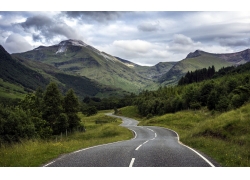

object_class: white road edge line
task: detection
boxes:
[155,133,157,138]
[129,158,135,167]
[157,126,216,167]
[43,161,55,167]
[128,128,137,140]
[43,128,137,167]
[179,142,215,167]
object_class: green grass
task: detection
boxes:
[115,106,143,120]
[0,110,133,167]
[118,105,250,166]
[0,78,26,99]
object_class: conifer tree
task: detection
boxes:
[63,89,80,131]
[42,82,63,133]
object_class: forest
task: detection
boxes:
[134,62,250,117]
[0,82,84,144]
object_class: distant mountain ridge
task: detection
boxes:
[160,48,250,85]
[9,39,250,90]
[186,49,250,64]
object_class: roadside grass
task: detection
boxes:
[118,105,250,167]
[115,106,143,120]
[0,110,133,167]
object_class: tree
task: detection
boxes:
[207,89,218,110]
[63,89,81,131]
[42,82,63,134]
[83,106,97,116]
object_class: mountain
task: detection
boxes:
[13,39,158,93]
[115,56,177,81]
[0,45,49,92]
[0,45,128,100]
[159,49,250,86]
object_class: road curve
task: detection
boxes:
[44,113,219,167]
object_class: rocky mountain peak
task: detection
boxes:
[58,39,88,47]
[186,50,202,59]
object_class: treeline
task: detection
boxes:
[134,65,250,117]
[178,66,215,85]
[179,62,250,86]
[0,82,83,144]
[81,93,136,116]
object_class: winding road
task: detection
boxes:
[44,113,219,167]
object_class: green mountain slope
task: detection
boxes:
[0,45,128,100]
[13,39,158,93]
[159,49,250,86]
[0,45,49,92]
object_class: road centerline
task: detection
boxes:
[135,144,142,150]
[129,158,135,167]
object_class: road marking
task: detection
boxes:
[43,161,55,167]
[135,144,142,150]
[143,140,149,145]
[128,128,137,140]
[147,128,154,132]
[155,133,157,138]
[129,158,135,167]
[158,126,216,167]
[179,142,215,167]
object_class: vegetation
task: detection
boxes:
[0,82,84,144]
[0,111,133,166]
[134,64,250,116]
[178,66,215,85]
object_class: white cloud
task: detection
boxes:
[113,39,153,53]
[4,33,32,53]
[166,34,202,53]
[1,11,250,65]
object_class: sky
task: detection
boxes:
[1,1,250,66]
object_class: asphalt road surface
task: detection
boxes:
[44,113,219,167]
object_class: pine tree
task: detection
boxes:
[63,89,80,131]
[42,82,63,133]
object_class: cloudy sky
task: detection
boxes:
[1,2,250,66]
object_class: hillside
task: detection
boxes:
[0,45,49,93]
[0,45,128,101]
[13,39,158,93]
[159,49,250,86]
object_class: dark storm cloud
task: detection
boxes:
[63,11,125,22]
[218,38,250,47]
[182,22,250,43]
[20,15,53,29]
[19,15,83,43]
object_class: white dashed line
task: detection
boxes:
[147,128,154,132]
[135,144,142,150]
[129,158,135,167]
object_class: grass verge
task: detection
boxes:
[0,110,133,167]
[118,105,250,167]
